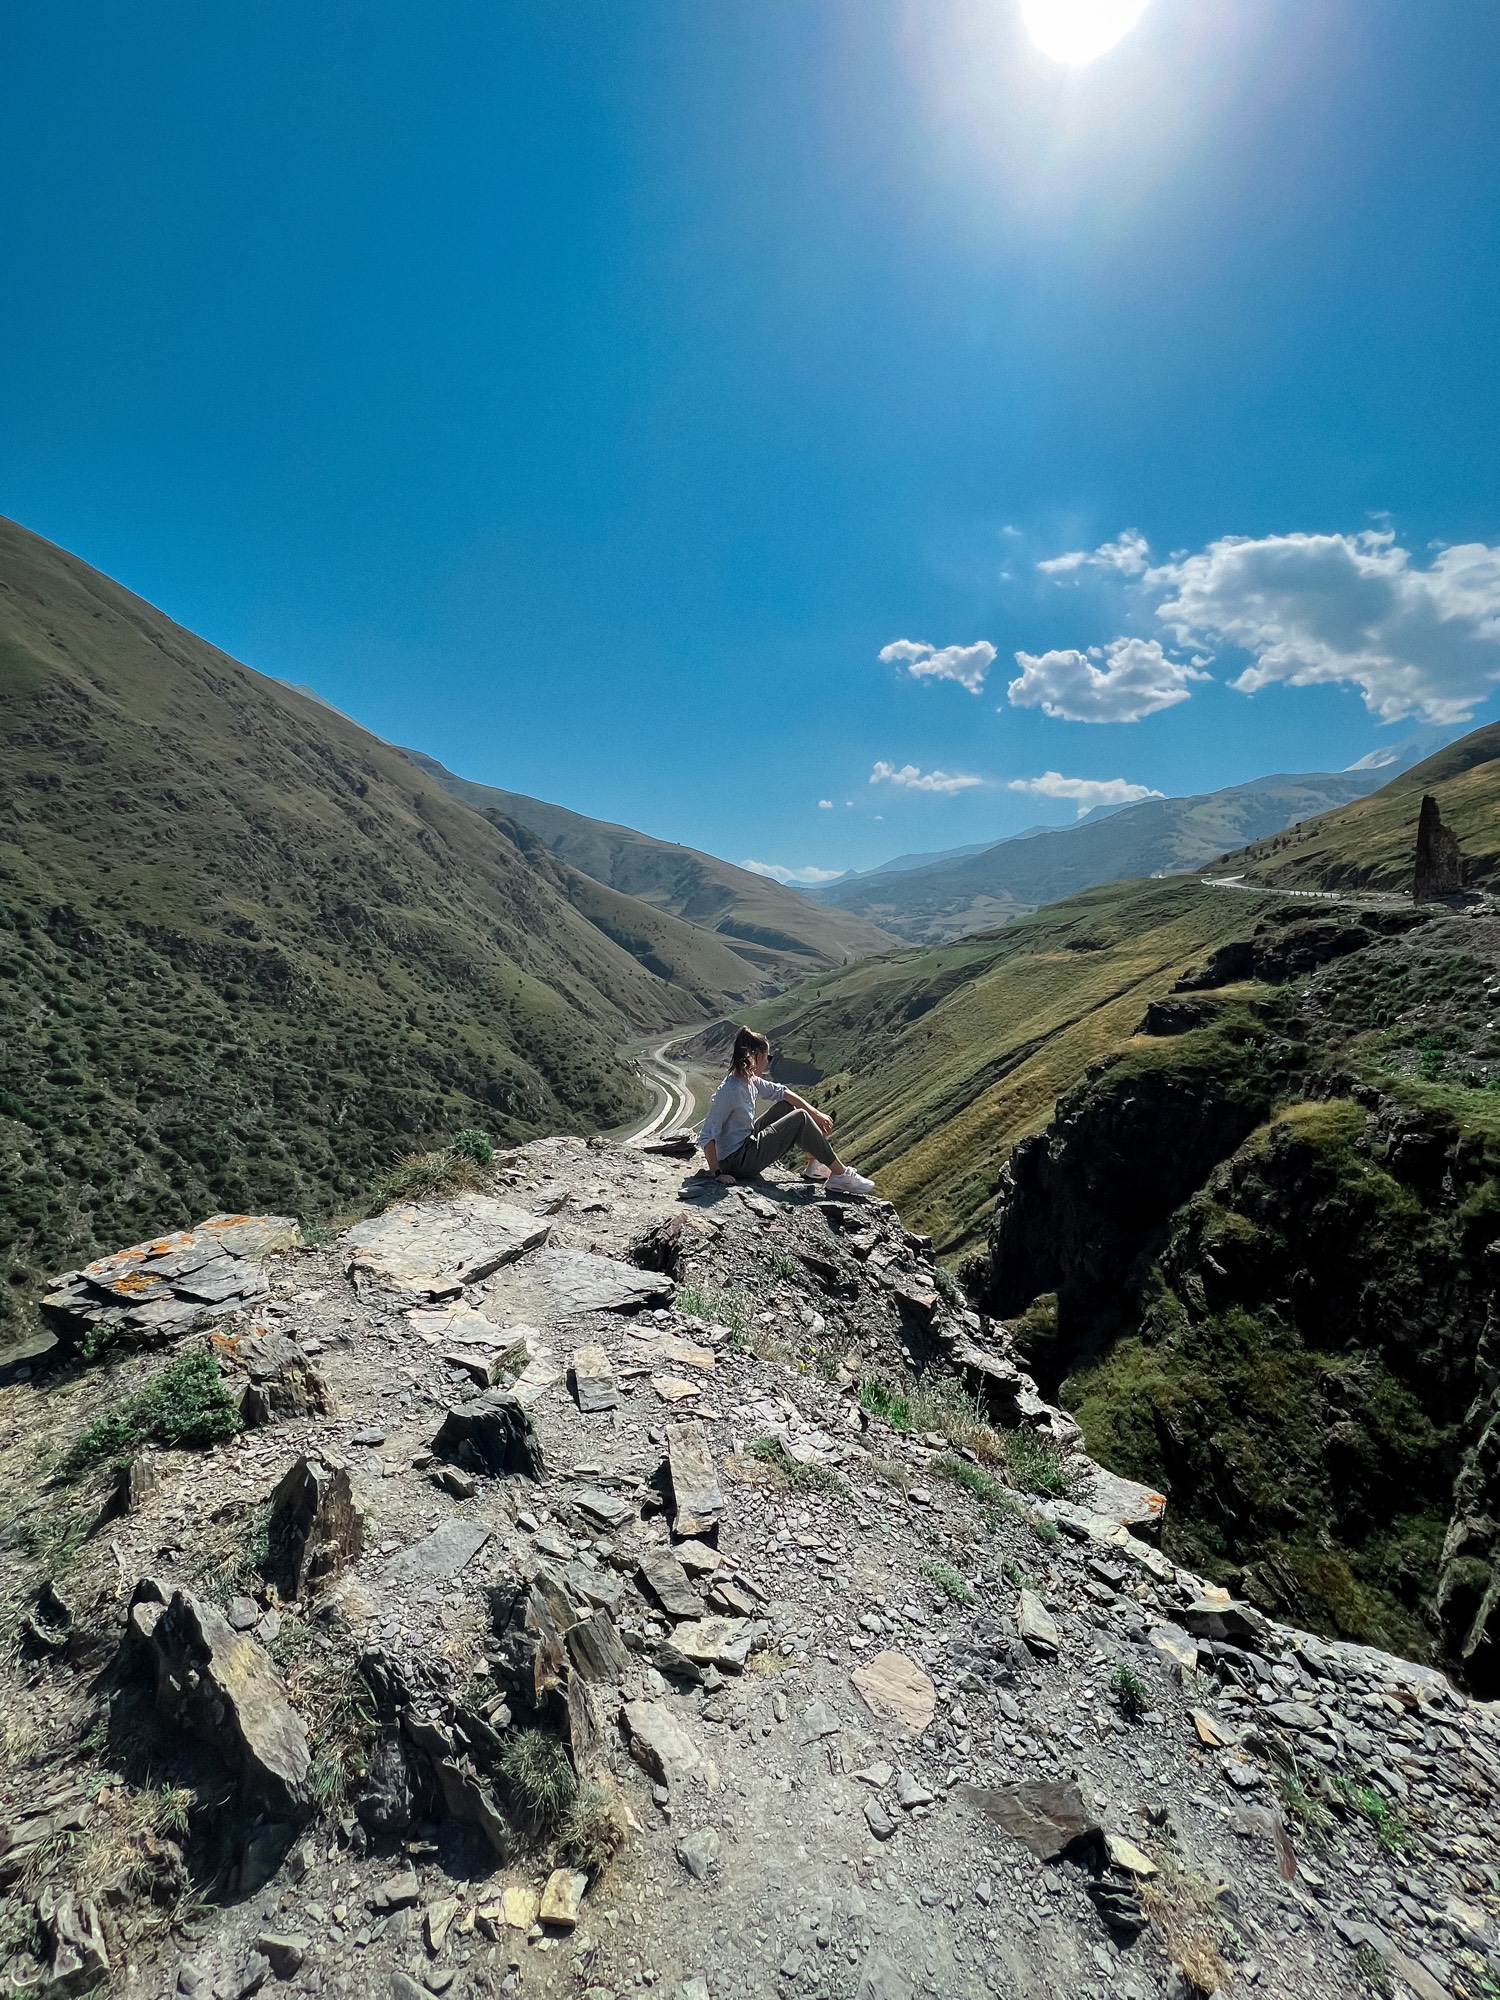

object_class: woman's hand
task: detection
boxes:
[716,1172,738,1185]
[811,1109,835,1137]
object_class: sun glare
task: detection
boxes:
[1020,0,1153,66]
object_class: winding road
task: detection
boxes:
[619,1036,697,1148]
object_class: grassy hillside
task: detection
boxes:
[811,770,1388,944]
[405,750,896,976]
[737,877,1274,1257]
[1226,722,1500,893]
[0,517,730,1344]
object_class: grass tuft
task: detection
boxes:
[498,1729,576,1838]
[749,1435,847,1495]
[559,1780,629,1880]
[370,1145,491,1210]
[1002,1429,1075,1499]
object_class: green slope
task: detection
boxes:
[812,770,1393,944]
[738,877,1275,1257]
[0,517,722,1339]
[1224,722,1500,893]
[404,750,897,977]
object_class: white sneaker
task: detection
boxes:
[802,1161,833,1182]
[826,1168,874,1196]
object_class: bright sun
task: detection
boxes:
[1019,0,1153,65]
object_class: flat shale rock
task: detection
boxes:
[851,1650,936,1735]
[531,1247,676,1313]
[957,1778,1100,1859]
[1076,1462,1167,1536]
[344,1198,550,1297]
[570,1343,618,1413]
[622,1700,704,1788]
[41,1214,299,1353]
[665,1420,723,1538]
[129,1583,311,1816]
[669,1615,752,1672]
[381,1518,492,1588]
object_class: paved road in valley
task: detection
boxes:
[619,1038,696,1148]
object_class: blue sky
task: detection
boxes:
[4,0,1500,880]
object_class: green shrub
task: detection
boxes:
[919,1560,974,1606]
[57,1350,241,1480]
[931,1454,1003,1504]
[451,1127,494,1166]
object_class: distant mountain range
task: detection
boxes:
[808,763,1431,943]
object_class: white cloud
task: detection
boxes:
[740,860,845,885]
[817,798,834,809]
[1007,637,1208,723]
[869,760,985,795]
[1037,530,1152,579]
[1007,771,1164,818]
[1148,530,1500,724]
[879,637,997,694]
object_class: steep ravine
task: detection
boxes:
[970,905,1500,1697]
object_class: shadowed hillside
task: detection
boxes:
[405,749,897,977]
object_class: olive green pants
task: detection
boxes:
[720,1100,838,1176]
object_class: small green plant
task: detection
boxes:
[1336,1775,1412,1854]
[57,1350,241,1481]
[769,1251,800,1282]
[1029,1513,1061,1547]
[451,1126,494,1166]
[1003,1429,1074,1500]
[675,1282,752,1338]
[933,1265,964,1309]
[919,1560,974,1606]
[1109,1663,1151,1721]
[1002,1556,1035,1591]
[1275,1771,1335,1851]
[858,1378,914,1431]
[931,1454,1003,1503]
[559,1780,629,1879]
[298,1217,340,1249]
[1354,1940,1395,1998]
[499,1729,577,1838]
[749,1435,847,1495]
[1416,1035,1447,1083]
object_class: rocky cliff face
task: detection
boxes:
[973,905,1500,1697]
[5,1139,1499,2000]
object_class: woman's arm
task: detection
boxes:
[783,1088,834,1136]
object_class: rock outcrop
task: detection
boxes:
[1414,791,1465,902]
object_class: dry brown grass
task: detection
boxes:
[1139,1863,1233,1995]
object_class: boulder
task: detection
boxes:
[629,1213,693,1276]
[129,1582,311,1816]
[1077,1465,1166,1539]
[213,1329,329,1426]
[570,1344,618,1414]
[431,1392,546,1480]
[851,1650,936,1735]
[35,1888,110,1996]
[344,1198,550,1297]
[1016,1590,1060,1655]
[41,1215,299,1354]
[263,1456,365,1599]
[637,1552,702,1622]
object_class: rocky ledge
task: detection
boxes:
[0,1136,1495,2000]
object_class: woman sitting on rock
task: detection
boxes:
[698,1027,875,1195]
